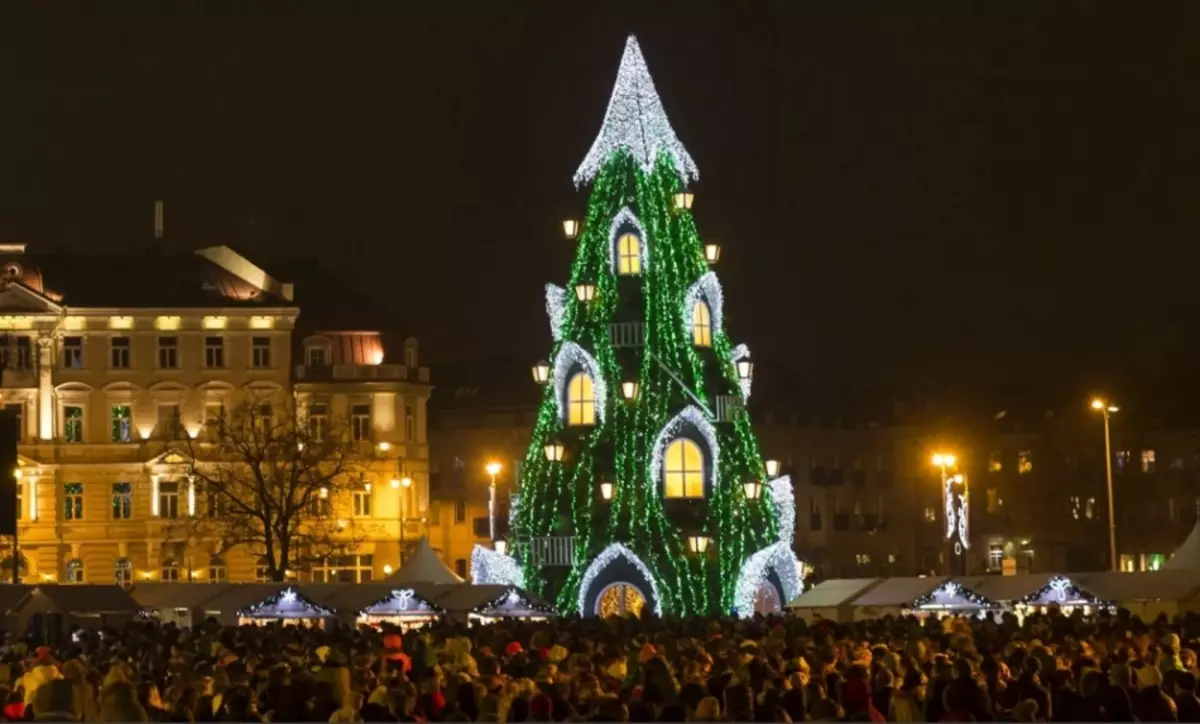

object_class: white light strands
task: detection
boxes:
[683,272,725,339]
[573,35,699,187]
[730,344,753,398]
[577,543,664,617]
[944,473,969,552]
[649,406,719,499]
[733,542,804,619]
[767,476,795,546]
[552,342,608,424]
[607,207,649,273]
[545,284,568,341]
[470,544,525,587]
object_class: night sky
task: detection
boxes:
[2,2,1199,412]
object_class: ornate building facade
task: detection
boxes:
[0,243,431,585]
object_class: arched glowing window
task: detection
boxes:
[692,300,712,347]
[66,559,84,584]
[617,233,642,275]
[567,373,596,426]
[664,438,704,498]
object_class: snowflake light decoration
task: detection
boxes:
[648,406,719,498]
[911,581,994,610]
[730,344,752,398]
[577,543,664,617]
[545,284,568,341]
[682,272,724,340]
[767,475,794,546]
[733,542,804,618]
[470,544,525,588]
[552,342,608,424]
[237,587,333,618]
[606,206,650,273]
[574,35,699,187]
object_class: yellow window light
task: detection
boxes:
[155,315,182,331]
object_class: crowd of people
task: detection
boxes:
[1,607,1199,722]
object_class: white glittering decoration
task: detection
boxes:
[577,543,663,617]
[730,344,752,398]
[545,284,568,341]
[574,36,699,187]
[607,206,649,273]
[552,342,608,425]
[649,406,719,498]
[767,476,794,546]
[470,544,525,588]
[682,272,724,340]
[733,542,804,619]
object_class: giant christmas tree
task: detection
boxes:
[472,36,803,618]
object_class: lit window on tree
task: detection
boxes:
[567,373,596,426]
[617,233,642,275]
[692,301,712,346]
[664,438,704,498]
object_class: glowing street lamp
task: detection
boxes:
[562,219,580,239]
[704,243,721,263]
[531,360,550,385]
[743,480,762,501]
[1091,397,1119,571]
[599,481,614,501]
[621,380,638,401]
[575,282,596,303]
[544,441,565,462]
[485,461,502,541]
[764,459,780,478]
[673,191,695,211]
[736,358,754,382]
[687,534,710,554]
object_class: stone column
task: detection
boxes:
[36,336,53,441]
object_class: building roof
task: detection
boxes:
[786,578,882,609]
[130,583,234,611]
[31,585,141,614]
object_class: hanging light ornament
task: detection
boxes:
[562,220,580,239]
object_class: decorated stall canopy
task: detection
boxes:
[359,586,444,628]
[848,577,992,619]
[236,586,335,626]
[436,584,556,623]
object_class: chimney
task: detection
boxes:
[153,200,164,241]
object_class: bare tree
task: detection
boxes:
[175,396,370,581]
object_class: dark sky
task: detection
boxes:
[1,2,1199,409]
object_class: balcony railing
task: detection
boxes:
[529,536,575,567]
[294,364,429,382]
[609,322,644,348]
[715,395,741,422]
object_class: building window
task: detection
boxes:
[923,507,937,523]
[161,560,180,582]
[208,557,227,583]
[405,404,415,441]
[663,438,704,499]
[114,559,132,589]
[66,559,84,584]
[988,545,1004,570]
[1069,495,1081,520]
[1119,554,1137,573]
[13,338,29,369]
[306,346,327,367]
[15,482,21,521]
[455,559,468,578]
[567,372,597,426]
[454,499,467,524]
[64,483,83,520]
[251,337,271,368]
[1172,457,1186,471]
[63,406,83,443]
[350,404,371,442]
[159,481,180,519]
[205,403,226,439]
[309,403,328,442]
[1018,451,1033,475]
[110,405,132,443]
[855,553,871,566]
[1142,449,1157,473]
[62,337,83,369]
[988,452,1002,473]
[1116,449,1130,473]
[204,336,225,368]
[255,562,270,583]
[1086,497,1096,520]
[353,489,372,517]
[809,499,822,530]
[112,483,132,520]
[157,336,178,369]
[692,300,712,347]
[253,404,273,437]
[110,337,130,369]
[986,488,1001,514]
[617,233,642,275]
[157,404,182,439]
[312,555,373,583]
[205,484,226,519]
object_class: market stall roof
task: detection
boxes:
[434,584,554,617]
[295,583,352,608]
[850,577,949,608]
[131,583,234,611]
[358,585,445,616]
[972,574,1104,605]
[236,586,335,618]
[31,585,140,614]
[200,584,289,617]
[786,578,881,609]
[1164,520,1200,569]
[386,538,464,585]
[0,585,32,614]
[1081,570,1200,602]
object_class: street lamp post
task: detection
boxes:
[1091,398,1120,571]
[485,461,502,542]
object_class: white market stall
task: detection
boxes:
[1081,570,1200,620]
[386,538,464,585]
[236,585,336,627]
[786,578,882,623]
[131,583,234,628]
[850,576,993,620]
[435,584,555,624]
[1163,520,1200,570]
[19,585,142,635]
[973,573,1111,617]
[354,584,444,629]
